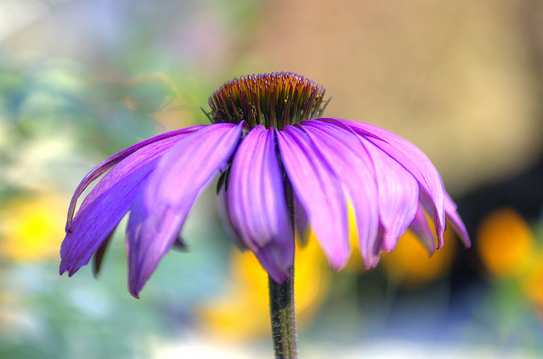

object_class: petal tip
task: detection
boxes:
[269,270,292,285]
[328,255,349,271]
[362,254,381,270]
[128,278,143,299]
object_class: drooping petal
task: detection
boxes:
[125,123,243,296]
[255,241,294,284]
[294,194,309,246]
[277,125,350,269]
[444,193,471,247]
[125,193,186,298]
[145,122,243,219]
[340,119,447,242]
[225,125,294,283]
[300,120,381,268]
[60,133,189,276]
[408,204,437,255]
[356,134,419,252]
[65,126,203,231]
[308,119,420,254]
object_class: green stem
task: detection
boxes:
[268,179,297,358]
[269,267,297,358]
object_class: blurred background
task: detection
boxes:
[1,0,543,358]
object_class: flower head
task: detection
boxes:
[206,72,328,129]
[60,72,470,298]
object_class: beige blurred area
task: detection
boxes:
[3,0,542,196]
[233,0,543,195]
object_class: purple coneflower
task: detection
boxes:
[60,71,470,297]
[61,72,470,358]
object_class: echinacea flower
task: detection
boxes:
[60,72,470,299]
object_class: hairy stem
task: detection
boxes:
[268,180,297,358]
[269,267,297,358]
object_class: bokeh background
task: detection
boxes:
[1,0,543,358]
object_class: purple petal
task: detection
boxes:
[339,119,447,242]
[408,204,437,255]
[300,121,380,268]
[145,123,243,218]
[255,241,294,284]
[225,125,294,283]
[125,123,243,296]
[60,132,190,276]
[306,119,420,255]
[356,134,419,253]
[444,193,471,247]
[125,193,186,298]
[294,194,309,246]
[65,126,203,232]
[276,125,350,269]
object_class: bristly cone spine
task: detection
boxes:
[205,72,330,130]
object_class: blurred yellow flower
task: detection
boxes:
[523,255,543,307]
[476,208,535,278]
[476,208,543,317]
[380,226,458,288]
[0,193,66,262]
[346,201,458,288]
[198,231,331,340]
[347,200,457,287]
